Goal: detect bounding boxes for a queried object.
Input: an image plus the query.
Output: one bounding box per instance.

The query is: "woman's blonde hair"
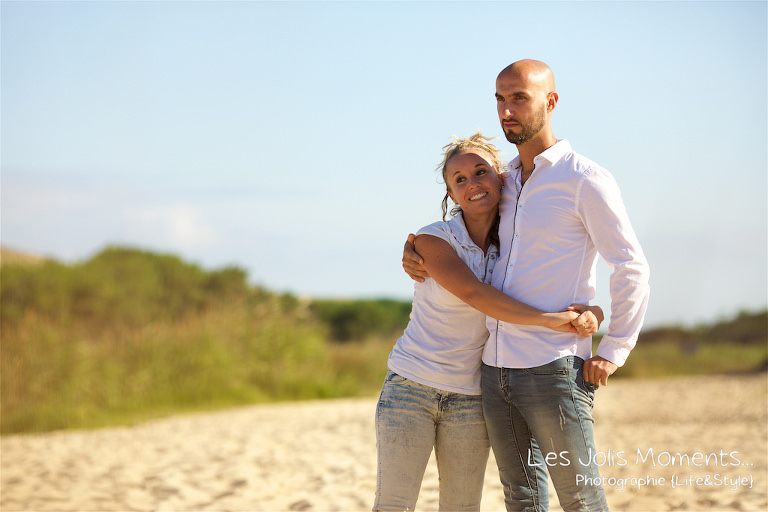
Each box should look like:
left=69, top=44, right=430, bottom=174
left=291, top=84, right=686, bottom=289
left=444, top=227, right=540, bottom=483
left=437, top=132, right=504, bottom=220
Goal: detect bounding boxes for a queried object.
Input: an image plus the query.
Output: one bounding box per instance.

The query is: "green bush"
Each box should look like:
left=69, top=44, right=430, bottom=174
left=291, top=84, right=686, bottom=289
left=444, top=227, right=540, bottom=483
left=0, top=246, right=402, bottom=434
left=1, top=246, right=252, bottom=332
left=595, top=310, right=768, bottom=378
left=2, top=245, right=765, bottom=434
left=1, top=305, right=334, bottom=434
left=309, top=298, right=412, bottom=342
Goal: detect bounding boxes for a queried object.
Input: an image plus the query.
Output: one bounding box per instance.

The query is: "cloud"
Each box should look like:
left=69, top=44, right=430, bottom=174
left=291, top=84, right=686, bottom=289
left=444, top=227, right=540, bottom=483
left=124, top=205, right=217, bottom=250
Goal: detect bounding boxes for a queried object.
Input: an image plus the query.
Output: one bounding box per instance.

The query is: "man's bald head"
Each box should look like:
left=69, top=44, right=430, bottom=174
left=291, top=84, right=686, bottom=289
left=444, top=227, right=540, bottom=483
left=498, top=59, right=556, bottom=94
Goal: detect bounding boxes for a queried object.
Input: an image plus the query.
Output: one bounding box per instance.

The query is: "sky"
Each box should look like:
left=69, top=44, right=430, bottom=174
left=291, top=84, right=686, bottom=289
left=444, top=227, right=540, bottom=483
left=2, top=0, right=766, bottom=331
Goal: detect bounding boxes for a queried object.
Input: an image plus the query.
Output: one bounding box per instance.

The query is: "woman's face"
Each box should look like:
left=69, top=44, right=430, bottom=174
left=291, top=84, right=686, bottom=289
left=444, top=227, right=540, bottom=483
left=445, top=150, right=502, bottom=216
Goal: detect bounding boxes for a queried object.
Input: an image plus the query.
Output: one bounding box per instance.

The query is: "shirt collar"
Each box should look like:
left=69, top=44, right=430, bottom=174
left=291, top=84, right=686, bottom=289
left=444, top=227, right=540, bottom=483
left=447, top=213, right=500, bottom=256
left=537, top=139, right=571, bottom=165
left=506, top=138, right=572, bottom=174
left=446, top=213, right=475, bottom=249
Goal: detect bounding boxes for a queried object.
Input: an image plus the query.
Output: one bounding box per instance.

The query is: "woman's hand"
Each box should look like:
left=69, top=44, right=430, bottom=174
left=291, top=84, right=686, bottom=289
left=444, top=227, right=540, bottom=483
left=544, top=311, right=581, bottom=333
left=402, top=234, right=429, bottom=282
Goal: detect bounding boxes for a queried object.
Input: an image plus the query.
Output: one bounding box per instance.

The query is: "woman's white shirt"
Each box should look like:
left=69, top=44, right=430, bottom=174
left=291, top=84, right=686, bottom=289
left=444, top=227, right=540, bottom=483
left=387, top=214, right=498, bottom=395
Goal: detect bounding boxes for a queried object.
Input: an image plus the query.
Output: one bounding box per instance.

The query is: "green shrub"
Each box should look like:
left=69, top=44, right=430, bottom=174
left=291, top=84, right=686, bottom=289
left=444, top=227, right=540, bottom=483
left=3, top=245, right=765, bottom=434
left=595, top=310, right=768, bottom=378
left=309, top=298, right=411, bottom=342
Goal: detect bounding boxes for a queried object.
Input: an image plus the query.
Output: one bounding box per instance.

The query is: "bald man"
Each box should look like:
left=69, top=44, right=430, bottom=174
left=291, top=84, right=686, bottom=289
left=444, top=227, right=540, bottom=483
left=403, top=60, right=650, bottom=511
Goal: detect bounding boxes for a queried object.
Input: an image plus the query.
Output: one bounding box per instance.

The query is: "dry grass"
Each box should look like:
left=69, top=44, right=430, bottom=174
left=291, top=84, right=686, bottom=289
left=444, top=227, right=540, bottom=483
left=0, top=246, right=46, bottom=266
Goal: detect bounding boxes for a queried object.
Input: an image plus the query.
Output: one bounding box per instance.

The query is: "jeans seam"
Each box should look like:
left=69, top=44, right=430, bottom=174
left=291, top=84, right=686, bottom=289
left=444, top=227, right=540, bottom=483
left=567, top=368, right=602, bottom=511
left=509, top=366, right=549, bottom=511
left=503, top=369, right=544, bottom=512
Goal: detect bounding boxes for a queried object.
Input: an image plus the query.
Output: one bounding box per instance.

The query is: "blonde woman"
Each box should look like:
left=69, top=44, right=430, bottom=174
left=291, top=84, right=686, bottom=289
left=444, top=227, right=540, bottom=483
left=373, top=133, right=602, bottom=512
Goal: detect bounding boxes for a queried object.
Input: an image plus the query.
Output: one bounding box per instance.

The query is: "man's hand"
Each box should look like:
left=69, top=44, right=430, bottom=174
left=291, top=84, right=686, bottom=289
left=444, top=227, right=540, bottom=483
left=402, top=234, right=429, bottom=282
left=568, top=304, right=604, bottom=337
left=582, top=356, right=618, bottom=386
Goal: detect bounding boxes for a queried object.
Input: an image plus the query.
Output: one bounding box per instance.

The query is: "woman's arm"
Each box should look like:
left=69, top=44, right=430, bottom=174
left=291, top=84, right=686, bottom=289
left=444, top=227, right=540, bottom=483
left=415, top=234, right=582, bottom=333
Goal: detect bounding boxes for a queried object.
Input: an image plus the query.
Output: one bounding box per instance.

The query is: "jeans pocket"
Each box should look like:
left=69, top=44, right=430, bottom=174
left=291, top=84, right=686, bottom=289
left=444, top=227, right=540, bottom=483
left=385, top=371, right=408, bottom=384
left=582, top=379, right=599, bottom=393
left=574, top=360, right=598, bottom=393
left=523, top=357, right=572, bottom=376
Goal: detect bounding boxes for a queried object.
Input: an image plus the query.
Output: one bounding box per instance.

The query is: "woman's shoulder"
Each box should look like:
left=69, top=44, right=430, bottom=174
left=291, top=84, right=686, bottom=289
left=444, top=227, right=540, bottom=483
left=416, top=216, right=476, bottom=250
left=415, top=219, right=451, bottom=239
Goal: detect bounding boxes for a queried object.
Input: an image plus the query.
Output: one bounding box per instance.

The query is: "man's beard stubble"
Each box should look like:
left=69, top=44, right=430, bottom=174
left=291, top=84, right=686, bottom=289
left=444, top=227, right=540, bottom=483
left=503, top=106, right=547, bottom=146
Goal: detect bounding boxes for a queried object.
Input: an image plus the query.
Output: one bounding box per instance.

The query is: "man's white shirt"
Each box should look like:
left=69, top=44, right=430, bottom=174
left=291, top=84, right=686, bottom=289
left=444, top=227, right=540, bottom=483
left=483, top=139, right=651, bottom=369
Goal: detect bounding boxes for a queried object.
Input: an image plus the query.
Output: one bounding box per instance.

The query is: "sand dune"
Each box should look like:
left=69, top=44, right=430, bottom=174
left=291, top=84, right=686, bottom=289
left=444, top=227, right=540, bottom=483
left=2, top=373, right=766, bottom=511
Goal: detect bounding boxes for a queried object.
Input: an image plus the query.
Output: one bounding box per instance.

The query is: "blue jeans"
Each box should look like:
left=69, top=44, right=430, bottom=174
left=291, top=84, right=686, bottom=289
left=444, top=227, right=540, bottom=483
left=481, top=357, right=608, bottom=512
left=373, top=371, right=490, bottom=512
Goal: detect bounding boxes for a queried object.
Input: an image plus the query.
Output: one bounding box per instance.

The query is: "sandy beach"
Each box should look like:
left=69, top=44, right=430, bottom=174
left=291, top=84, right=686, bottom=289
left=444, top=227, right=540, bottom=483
left=2, top=373, right=766, bottom=512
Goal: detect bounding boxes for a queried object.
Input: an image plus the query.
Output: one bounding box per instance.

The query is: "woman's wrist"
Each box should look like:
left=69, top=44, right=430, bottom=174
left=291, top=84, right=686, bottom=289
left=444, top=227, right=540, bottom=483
left=540, top=312, right=566, bottom=329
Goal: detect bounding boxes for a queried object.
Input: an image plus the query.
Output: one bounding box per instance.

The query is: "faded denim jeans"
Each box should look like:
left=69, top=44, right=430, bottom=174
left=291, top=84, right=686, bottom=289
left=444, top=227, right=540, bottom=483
left=481, top=357, right=609, bottom=512
left=373, top=371, right=490, bottom=512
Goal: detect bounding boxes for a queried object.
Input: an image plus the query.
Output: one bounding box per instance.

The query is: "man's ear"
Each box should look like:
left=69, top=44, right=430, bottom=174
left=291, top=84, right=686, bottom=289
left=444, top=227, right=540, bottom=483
left=547, top=91, right=559, bottom=112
